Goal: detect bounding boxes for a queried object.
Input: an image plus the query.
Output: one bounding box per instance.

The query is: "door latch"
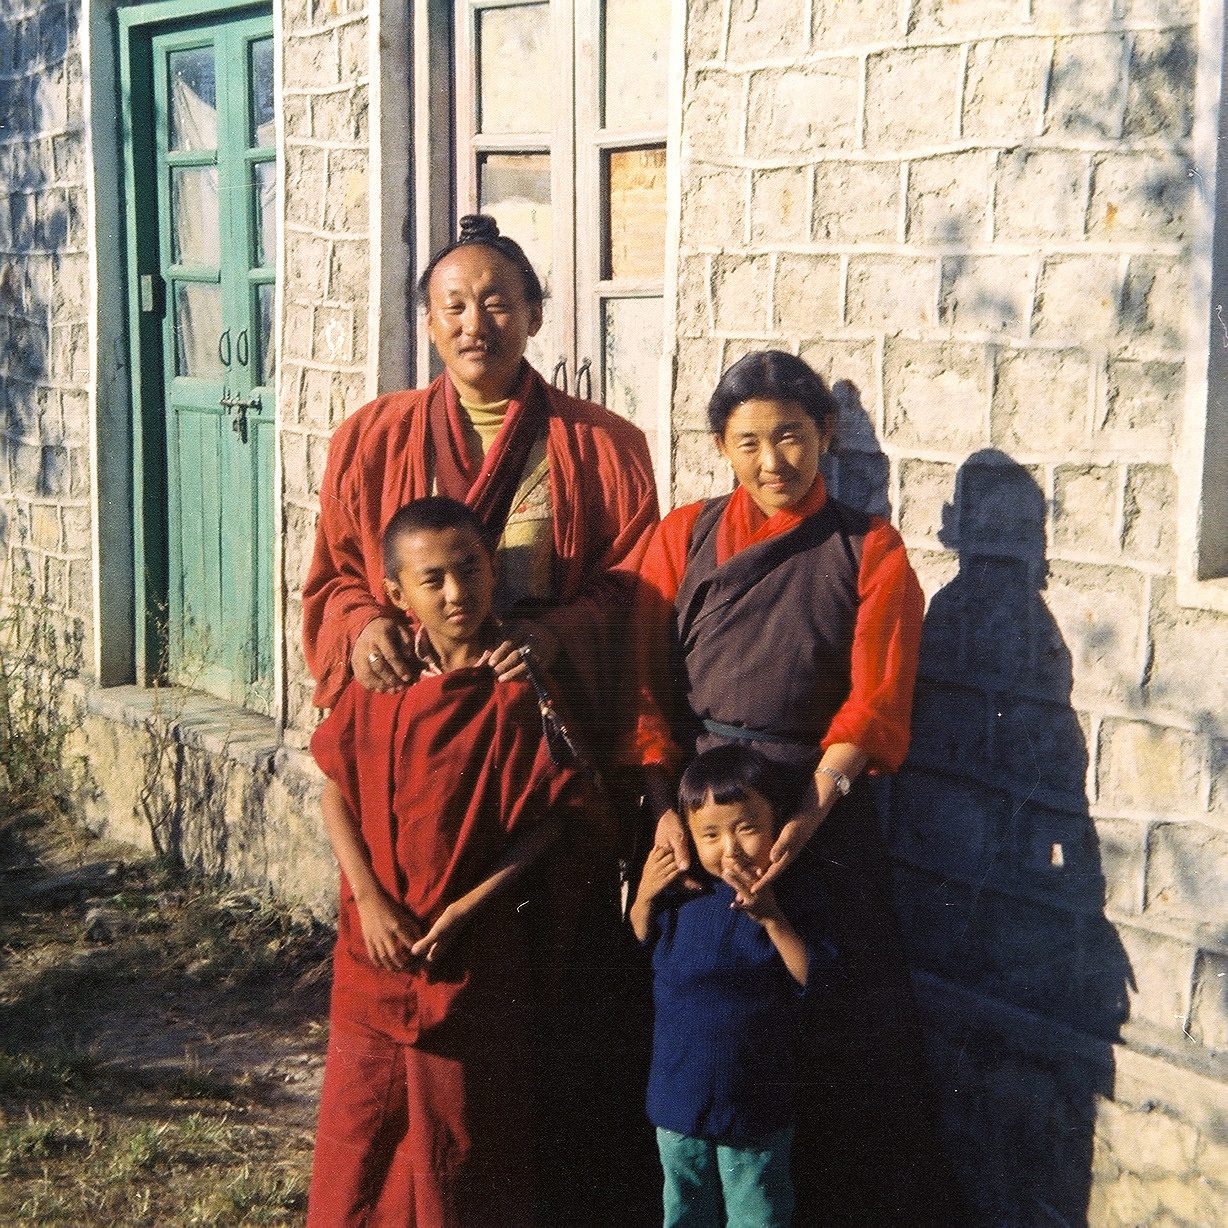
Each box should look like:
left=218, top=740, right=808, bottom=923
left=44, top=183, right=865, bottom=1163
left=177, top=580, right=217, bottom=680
left=220, top=390, right=260, bottom=443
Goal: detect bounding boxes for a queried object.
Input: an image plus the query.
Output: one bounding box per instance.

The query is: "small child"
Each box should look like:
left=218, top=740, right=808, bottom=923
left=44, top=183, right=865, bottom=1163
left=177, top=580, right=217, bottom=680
left=307, top=496, right=589, bottom=1228
left=630, top=744, right=839, bottom=1228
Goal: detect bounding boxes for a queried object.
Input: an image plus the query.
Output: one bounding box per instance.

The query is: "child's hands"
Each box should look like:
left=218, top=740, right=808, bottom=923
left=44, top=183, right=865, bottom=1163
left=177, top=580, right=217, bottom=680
left=409, top=900, right=469, bottom=966
left=354, top=890, right=423, bottom=971
left=629, top=844, right=685, bottom=941
left=640, top=843, right=684, bottom=902
left=723, top=859, right=784, bottom=926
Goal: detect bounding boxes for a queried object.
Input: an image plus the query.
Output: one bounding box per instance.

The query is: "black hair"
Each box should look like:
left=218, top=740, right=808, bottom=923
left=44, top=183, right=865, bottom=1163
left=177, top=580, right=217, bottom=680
left=678, top=744, right=790, bottom=831
left=415, top=214, right=546, bottom=309
left=706, top=350, right=839, bottom=438
left=381, top=496, right=494, bottom=579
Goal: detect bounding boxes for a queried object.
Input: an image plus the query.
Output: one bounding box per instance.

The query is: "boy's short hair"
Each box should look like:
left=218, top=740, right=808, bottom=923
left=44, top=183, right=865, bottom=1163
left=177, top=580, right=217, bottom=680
left=381, top=497, right=494, bottom=579
left=678, top=744, right=791, bottom=830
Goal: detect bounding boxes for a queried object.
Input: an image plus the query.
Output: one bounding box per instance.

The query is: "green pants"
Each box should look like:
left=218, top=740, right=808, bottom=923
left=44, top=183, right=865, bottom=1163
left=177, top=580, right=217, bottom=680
left=656, top=1126, right=795, bottom=1227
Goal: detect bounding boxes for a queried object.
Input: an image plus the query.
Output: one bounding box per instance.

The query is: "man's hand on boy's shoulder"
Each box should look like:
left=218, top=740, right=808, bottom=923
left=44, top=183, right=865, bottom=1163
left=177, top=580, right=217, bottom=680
left=352, top=616, right=416, bottom=692
left=354, top=889, right=424, bottom=971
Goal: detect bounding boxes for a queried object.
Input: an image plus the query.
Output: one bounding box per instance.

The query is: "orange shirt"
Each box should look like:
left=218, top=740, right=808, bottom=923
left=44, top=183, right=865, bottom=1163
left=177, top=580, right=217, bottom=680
left=624, top=476, right=924, bottom=774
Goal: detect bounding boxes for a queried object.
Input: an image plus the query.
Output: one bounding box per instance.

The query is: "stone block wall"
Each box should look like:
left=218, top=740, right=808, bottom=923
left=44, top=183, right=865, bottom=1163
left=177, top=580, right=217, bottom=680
left=673, top=0, right=1228, bottom=1222
left=0, top=0, right=90, bottom=672
left=279, top=0, right=372, bottom=738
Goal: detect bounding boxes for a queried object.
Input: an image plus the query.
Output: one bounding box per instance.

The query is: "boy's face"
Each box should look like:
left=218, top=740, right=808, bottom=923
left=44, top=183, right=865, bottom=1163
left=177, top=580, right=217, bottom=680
left=686, top=788, right=777, bottom=881
left=383, top=525, right=496, bottom=657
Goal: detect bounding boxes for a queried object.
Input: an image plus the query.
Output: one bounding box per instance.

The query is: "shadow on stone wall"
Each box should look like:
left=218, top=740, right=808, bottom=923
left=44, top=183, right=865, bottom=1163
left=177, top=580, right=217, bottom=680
left=898, top=451, right=1132, bottom=1226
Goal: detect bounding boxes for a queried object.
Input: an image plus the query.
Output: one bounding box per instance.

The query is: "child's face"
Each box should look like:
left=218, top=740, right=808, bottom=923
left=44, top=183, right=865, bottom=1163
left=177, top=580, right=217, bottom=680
left=686, top=788, right=777, bottom=881
left=383, top=525, right=496, bottom=657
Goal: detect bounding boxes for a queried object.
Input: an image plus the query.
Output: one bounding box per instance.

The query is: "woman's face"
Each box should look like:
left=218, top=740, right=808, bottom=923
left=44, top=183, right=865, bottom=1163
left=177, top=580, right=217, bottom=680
left=715, top=398, right=833, bottom=516
left=426, top=245, right=543, bottom=403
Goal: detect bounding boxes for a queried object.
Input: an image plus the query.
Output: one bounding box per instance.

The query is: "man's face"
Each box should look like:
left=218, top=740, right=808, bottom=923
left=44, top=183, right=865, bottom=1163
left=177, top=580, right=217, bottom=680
left=383, top=525, right=496, bottom=661
left=425, top=245, right=543, bottom=403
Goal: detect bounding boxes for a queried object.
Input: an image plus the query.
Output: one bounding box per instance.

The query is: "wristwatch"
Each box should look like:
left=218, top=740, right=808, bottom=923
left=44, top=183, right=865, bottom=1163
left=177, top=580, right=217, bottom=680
left=818, top=766, right=851, bottom=797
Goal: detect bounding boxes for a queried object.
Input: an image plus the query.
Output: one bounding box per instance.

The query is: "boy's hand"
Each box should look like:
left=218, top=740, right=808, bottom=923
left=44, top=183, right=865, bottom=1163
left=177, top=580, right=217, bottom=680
left=409, top=901, right=469, bottom=965
left=354, top=890, right=423, bottom=970
left=488, top=620, right=560, bottom=681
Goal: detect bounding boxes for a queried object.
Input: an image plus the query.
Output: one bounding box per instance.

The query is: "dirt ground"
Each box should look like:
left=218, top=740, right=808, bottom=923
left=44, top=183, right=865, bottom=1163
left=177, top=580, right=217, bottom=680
left=0, top=804, right=333, bottom=1226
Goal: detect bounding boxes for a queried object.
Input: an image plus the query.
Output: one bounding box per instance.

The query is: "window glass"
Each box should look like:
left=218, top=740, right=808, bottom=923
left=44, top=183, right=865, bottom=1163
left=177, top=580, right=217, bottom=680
left=603, top=0, right=669, bottom=130
left=171, top=166, right=220, bottom=266
left=603, top=296, right=660, bottom=431
left=254, top=161, right=276, bottom=266
left=174, top=282, right=225, bottom=377
left=168, top=47, right=217, bottom=151
left=605, top=146, right=667, bottom=281
left=478, top=4, right=551, bottom=134
left=250, top=38, right=275, bottom=147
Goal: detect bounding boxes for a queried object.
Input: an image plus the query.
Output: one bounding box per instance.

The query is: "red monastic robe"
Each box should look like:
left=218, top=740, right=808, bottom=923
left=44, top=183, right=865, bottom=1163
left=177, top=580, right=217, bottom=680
left=308, top=667, right=591, bottom=1228
left=302, top=368, right=659, bottom=718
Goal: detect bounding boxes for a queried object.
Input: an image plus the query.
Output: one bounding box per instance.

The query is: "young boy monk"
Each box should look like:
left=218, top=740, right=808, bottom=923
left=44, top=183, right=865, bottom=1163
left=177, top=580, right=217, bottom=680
left=630, top=745, right=840, bottom=1228
left=306, top=496, right=589, bottom=1228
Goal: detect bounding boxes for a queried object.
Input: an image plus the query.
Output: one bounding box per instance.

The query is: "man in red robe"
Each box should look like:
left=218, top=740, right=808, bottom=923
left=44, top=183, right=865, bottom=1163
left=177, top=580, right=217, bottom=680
left=301, top=215, right=659, bottom=756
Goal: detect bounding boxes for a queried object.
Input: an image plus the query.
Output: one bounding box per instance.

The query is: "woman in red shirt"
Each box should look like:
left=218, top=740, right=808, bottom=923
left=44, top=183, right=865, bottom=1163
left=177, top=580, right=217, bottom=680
left=626, top=350, right=966, bottom=1225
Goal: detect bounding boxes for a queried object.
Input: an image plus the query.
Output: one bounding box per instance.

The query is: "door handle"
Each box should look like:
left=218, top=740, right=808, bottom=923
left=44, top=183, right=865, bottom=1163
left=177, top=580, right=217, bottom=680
left=551, top=357, right=568, bottom=393
left=236, top=329, right=249, bottom=367
left=220, top=389, right=260, bottom=444
left=576, top=358, right=592, bottom=401
left=218, top=328, right=231, bottom=367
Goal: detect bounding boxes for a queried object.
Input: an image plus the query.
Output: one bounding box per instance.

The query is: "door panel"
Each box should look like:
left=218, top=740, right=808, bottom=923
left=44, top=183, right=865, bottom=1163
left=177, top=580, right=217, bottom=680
left=133, top=8, right=275, bottom=712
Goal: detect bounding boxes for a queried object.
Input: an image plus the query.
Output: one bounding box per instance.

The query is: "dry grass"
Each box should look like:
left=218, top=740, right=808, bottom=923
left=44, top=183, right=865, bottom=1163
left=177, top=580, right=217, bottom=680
left=0, top=803, right=332, bottom=1227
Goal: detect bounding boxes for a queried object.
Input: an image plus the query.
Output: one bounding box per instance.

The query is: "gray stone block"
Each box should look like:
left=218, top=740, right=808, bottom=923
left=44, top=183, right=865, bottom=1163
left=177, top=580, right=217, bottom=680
left=712, top=254, right=771, bottom=334
left=810, top=0, right=900, bottom=46
left=994, top=149, right=1089, bottom=243
left=749, top=167, right=808, bottom=245
left=1089, top=152, right=1192, bottom=244
left=906, top=152, right=992, bottom=247
left=1101, top=358, right=1183, bottom=454
left=991, top=346, right=1092, bottom=456
left=1032, top=255, right=1123, bottom=345
left=890, top=766, right=1009, bottom=880
left=811, top=159, right=900, bottom=243
left=962, top=36, right=1052, bottom=141
left=1098, top=719, right=1202, bottom=816
left=684, top=69, right=746, bottom=160
left=883, top=337, right=989, bottom=451
left=1053, top=464, right=1119, bottom=558
left=746, top=61, right=860, bottom=157
left=1147, top=822, right=1228, bottom=929
left=772, top=254, right=841, bottom=335
left=1045, top=34, right=1129, bottom=141
left=726, top=0, right=808, bottom=61
left=1126, top=29, right=1195, bottom=141
left=680, top=164, right=746, bottom=249
left=1046, top=563, right=1148, bottom=706
left=864, top=46, right=962, bottom=150
left=846, top=255, right=938, bottom=331
left=939, top=256, right=1034, bottom=336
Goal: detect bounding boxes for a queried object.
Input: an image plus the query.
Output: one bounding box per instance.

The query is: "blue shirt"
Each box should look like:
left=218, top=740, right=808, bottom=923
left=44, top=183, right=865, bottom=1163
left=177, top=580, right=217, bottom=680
left=645, top=861, right=838, bottom=1147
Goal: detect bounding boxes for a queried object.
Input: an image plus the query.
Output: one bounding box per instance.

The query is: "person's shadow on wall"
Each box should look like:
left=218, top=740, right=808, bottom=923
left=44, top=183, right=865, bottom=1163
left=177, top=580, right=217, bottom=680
left=889, top=449, right=1133, bottom=1225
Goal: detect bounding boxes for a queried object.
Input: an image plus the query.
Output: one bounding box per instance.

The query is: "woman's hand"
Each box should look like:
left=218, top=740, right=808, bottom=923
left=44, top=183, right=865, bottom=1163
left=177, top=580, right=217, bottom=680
left=352, top=617, right=415, bottom=691
left=409, top=901, right=470, bottom=966
left=354, top=890, right=423, bottom=971
left=755, top=797, right=824, bottom=893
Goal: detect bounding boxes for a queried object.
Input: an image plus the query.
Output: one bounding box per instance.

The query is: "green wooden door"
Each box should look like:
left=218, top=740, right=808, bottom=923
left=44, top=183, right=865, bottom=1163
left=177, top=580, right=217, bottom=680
left=125, top=6, right=275, bottom=712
